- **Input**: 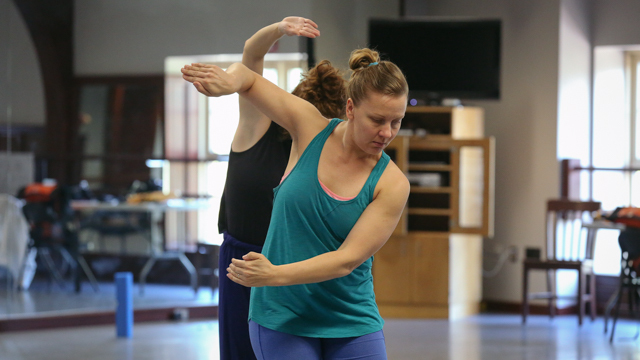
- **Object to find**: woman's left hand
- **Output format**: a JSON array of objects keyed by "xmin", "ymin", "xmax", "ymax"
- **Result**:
[
  {"xmin": 227, "ymin": 252, "xmax": 278, "ymax": 287},
  {"xmin": 181, "ymin": 63, "xmax": 239, "ymax": 97}
]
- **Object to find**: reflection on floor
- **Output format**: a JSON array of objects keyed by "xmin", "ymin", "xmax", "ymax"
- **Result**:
[
  {"xmin": 0, "ymin": 277, "xmax": 217, "ymax": 320},
  {"xmin": 3, "ymin": 314, "xmax": 640, "ymax": 360}
]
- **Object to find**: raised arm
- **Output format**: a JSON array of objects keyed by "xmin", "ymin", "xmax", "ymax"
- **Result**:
[
  {"xmin": 182, "ymin": 61, "xmax": 327, "ymax": 144},
  {"xmin": 227, "ymin": 164, "xmax": 411, "ymax": 287},
  {"xmin": 243, "ymin": 16, "xmax": 319, "ymax": 74},
  {"xmin": 235, "ymin": 17, "xmax": 320, "ymax": 151}
]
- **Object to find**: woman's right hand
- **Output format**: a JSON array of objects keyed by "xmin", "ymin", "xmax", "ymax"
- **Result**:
[
  {"xmin": 278, "ymin": 16, "xmax": 320, "ymax": 38},
  {"xmin": 181, "ymin": 63, "xmax": 240, "ymax": 97}
]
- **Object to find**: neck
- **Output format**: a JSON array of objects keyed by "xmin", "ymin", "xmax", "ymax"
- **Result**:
[{"xmin": 338, "ymin": 121, "xmax": 381, "ymax": 162}]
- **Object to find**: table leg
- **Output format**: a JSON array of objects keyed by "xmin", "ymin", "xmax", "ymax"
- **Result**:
[
  {"xmin": 178, "ymin": 252, "xmax": 198, "ymax": 294},
  {"xmin": 139, "ymin": 256, "xmax": 158, "ymax": 295}
]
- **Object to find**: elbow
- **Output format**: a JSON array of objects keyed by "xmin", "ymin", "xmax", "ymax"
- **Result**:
[
  {"xmin": 242, "ymin": 39, "xmax": 251, "ymax": 56},
  {"xmin": 336, "ymin": 255, "xmax": 364, "ymax": 278},
  {"xmin": 337, "ymin": 265, "xmax": 355, "ymax": 278}
]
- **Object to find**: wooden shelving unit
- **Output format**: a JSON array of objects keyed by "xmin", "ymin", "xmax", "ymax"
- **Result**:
[{"xmin": 374, "ymin": 106, "xmax": 495, "ymax": 319}]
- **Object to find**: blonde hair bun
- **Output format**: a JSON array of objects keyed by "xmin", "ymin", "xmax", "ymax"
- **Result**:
[{"xmin": 349, "ymin": 48, "xmax": 382, "ymax": 71}]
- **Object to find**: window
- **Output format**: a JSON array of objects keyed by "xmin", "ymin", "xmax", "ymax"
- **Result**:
[
  {"xmin": 589, "ymin": 49, "xmax": 640, "ymax": 275},
  {"xmin": 165, "ymin": 53, "xmax": 307, "ymax": 246}
]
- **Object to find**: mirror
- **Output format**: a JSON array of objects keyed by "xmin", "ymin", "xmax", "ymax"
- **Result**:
[{"xmin": 1, "ymin": 77, "xmax": 218, "ymax": 328}]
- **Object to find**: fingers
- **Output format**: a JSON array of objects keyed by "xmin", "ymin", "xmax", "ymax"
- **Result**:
[
  {"xmin": 281, "ymin": 16, "xmax": 320, "ymax": 38},
  {"xmin": 181, "ymin": 67, "xmax": 210, "ymax": 79},
  {"xmin": 227, "ymin": 272, "xmax": 240, "ymax": 284},
  {"xmin": 305, "ymin": 18, "xmax": 319, "ymax": 29},
  {"xmin": 227, "ymin": 265, "xmax": 242, "ymax": 277},
  {"xmin": 243, "ymin": 252, "xmax": 261, "ymax": 260},
  {"xmin": 301, "ymin": 19, "xmax": 320, "ymax": 38},
  {"xmin": 226, "ymin": 270, "xmax": 244, "ymax": 285},
  {"xmin": 229, "ymin": 259, "xmax": 247, "ymax": 274},
  {"xmin": 192, "ymin": 82, "xmax": 211, "ymax": 96},
  {"xmin": 301, "ymin": 28, "xmax": 320, "ymax": 38}
]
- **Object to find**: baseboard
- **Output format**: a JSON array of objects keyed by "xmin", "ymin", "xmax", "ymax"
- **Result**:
[
  {"xmin": 0, "ymin": 305, "xmax": 218, "ymax": 333},
  {"xmin": 482, "ymin": 300, "xmax": 577, "ymax": 315}
]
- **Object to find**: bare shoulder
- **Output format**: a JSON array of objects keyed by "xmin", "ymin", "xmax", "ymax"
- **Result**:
[
  {"xmin": 294, "ymin": 113, "xmax": 332, "ymax": 151},
  {"xmin": 375, "ymin": 159, "xmax": 410, "ymax": 204}
]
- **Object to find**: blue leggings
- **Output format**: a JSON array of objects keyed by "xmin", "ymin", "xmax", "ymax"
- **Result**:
[
  {"xmin": 218, "ymin": 233, "xmax": 263, "ymax": 360},
  {"xmin": 249, "ymin": 320, "xmax": 387, "ymax": 360}
]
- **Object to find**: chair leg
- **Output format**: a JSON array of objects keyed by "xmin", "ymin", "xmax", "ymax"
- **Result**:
[
  {"xmin": 611, "ymin": 285, "xmax": 625, "ymax": 342},
  {"xmin": 604, "ymin": 289, "xmax": 620, "ymax": 333},
  {"xmin": 589, "ymin": 272, "xmax": 597, "ymax": 321},
  {"xmin": 39, "ymin": 248, "xmax": 66, "ymax": 289},
  {"xmin": 76, "ymin": 256, "xmax": 99, "ymax": 292},
  {"xmin": 139, "ymin": 256, "xmax": 158, "ymax": 296},
  {"xmin": 633, "ymin": 288, "xmax": 640, "ymax": 340},
  {"xmin": 629, "ymin": 283, "xmax": 636, "ymax": 319},
  {"xmin": 522, "ymin": 266, "xmax": 529, "ymax": 324},
  {"xmin": 548, "ymin": 269, "xmax": 556, "ymax": 319},
  {"xmin": 578, "ymin": 269, "xmax": 585, "ymax": 326}
]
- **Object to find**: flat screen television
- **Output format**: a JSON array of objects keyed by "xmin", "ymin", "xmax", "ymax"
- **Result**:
[{"xmin": 368, "ymin": 18, "xmax": 501, "ymax": 104}]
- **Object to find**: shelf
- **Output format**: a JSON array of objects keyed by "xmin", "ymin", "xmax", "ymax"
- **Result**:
[
  {"xmin": 375, "ymin": 105, "xmax": 492, "ymax": 320},
  {"xmin": 410, "ymin": 186, "xmax": 453, "ymax": 193},
  {"xmin": 409, "ymin": 164, "xmax": 452, "ymax": 172},
  {"xmin": 408, "ymin": 208, "xmax": 453, "ymax": 216}
]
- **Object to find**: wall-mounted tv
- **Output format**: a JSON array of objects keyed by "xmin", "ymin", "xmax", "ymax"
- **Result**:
[{"xmin": 368, "ymin": 18, "xmax": 501, "ymax": 104}]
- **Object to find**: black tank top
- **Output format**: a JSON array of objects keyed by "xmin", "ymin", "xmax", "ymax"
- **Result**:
[{"xmin": 218, "ymin": 121, "xmax": 292, "ymax": 246}]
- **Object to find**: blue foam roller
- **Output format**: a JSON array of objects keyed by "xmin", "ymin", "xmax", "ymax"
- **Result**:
[{"xmin": 115, "ymin": 272, "xmax": 133, "ymax": 338}]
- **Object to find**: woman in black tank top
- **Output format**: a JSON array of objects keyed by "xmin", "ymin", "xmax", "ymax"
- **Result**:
[{"xmin": 213, "ymin": 17, "xmax": 347, "ymax": 360}]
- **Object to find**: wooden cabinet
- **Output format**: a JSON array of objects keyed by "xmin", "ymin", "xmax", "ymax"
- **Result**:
[{"xmin": 374, "ymin": 106, "xmax": 494, "ymax": 319}]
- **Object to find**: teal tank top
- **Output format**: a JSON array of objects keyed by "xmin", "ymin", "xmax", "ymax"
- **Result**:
[{"xmin": 248, "ymin": 118, "xmax": 390, "ymax": 338}]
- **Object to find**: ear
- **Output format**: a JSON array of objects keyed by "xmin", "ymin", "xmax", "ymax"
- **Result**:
[{"xmin": 346, "ymin": 98, "xmax": 355, "ymax": 121}]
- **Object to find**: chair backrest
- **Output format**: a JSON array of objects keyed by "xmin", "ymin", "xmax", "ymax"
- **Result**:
[{"xmin": 545, "ymin": 199, "xmax": 601, "ymax": 261}]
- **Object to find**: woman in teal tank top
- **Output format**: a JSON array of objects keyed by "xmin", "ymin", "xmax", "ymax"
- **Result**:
[{"xmin": 183, "ymin": 47, "xmax": 410, "ymax": 360}]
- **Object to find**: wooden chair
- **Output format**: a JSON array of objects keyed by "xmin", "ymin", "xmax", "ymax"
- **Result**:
[{"xmin": 522, "ymin": 199, "xmax": 601, "ymax": 325}]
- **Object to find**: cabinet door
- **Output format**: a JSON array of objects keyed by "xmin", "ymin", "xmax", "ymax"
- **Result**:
[
  {"xmin": 449, "ymin": 138, "xmax": 495, "ymax": 237},
  {"xmin": 373, "ymin": 235, "xmax": 414, "ymax": 304},
  {"xmin": 412, "ymin": 234, "xmax": 449, "ymax": 305},
  {"xmin": 405, "ymin": 138, "xmax": 454, "ymax": 233}
]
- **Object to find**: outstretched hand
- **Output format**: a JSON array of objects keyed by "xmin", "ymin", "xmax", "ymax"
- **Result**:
[
  {"xmin": 227, "ymin": 252, "xmax": 278, "ymax": 287},
  {"xmin": 278, "ymin": 16, "xmax": 320, "ymax": 38},
  {"xmin": 181, "ymin": 63, "xmax": 238, "ymax": 97}
]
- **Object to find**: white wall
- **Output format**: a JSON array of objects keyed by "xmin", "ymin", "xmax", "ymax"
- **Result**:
[
  {"xmin": 0, "ymin": 0, "xmax": 45, "ymax": 126},
  {"xmin": 555, "ymin": 0, "xmax": 593, "ymax": 306},
  {"xmin": 592, "ymin": 0, "xmax": 640, "ymax": 47},
  {"xmin": 406, "ymin": 0, "xmax": 563, "ymax": 303},
  {"xmin": 557, "ymin": 0, "xmax": 592, "ymax": 166},
  {"xmin": 75, "ymin": 0, "xmax": 399, "ymax": 76},
  {"xmin": 310, "ymin": 0, "xmax": 400, "ymax": 74}
]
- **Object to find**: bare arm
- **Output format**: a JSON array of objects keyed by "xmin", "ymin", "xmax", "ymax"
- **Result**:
[
  {"xmin": 235, "ymin": 17, "xmax": 320, "ymax": 151},
  {"xmin": 182, "ymin": 61, "xmax": 326, "ymax": 144},
  {"xmin": 243, "ymin": 17, "xmax": 319, "ymax": 74},
  {"xmin": 227, "ymin": 164, "xmax": 410, "ymax": 287}
]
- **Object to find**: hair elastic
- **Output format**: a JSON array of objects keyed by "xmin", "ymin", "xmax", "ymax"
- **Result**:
[{"xmin": 368, "ymin": 62, "xmax": 379, "ymax": 67}]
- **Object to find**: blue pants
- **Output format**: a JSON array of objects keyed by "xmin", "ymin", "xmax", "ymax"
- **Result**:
[
  {"xmin": 249, "ymin": 320, "xmax": 387, "ymax": 360},
  {"xmin": 218, "ymin": 232, "xmax": 263, "ymax": 360}
]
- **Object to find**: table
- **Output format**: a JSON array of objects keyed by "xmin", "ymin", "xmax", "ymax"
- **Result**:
[{"xmin": 71, "ymin": 198, "xmax": 212, "ymax": 295}]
